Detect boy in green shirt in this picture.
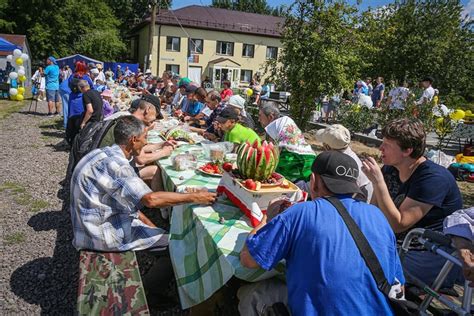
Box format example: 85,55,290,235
216,107,261,146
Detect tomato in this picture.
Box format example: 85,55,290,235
244,179,256,190
222,162,233,172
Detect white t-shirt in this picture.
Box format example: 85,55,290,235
388,87,409,109
342,147,373,202
417,86,435,104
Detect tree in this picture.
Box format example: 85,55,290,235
360,0,474,103
0,0,15,32
211,0,283,16
0,0,126,62
265,0,365,129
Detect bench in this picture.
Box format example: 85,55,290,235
76,250,150,315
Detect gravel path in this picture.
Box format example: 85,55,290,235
0,102,76,315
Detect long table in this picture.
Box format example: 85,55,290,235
155,143,283,309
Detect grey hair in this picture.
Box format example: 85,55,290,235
207,90,221,102
114,116,146,145
260,102,280,118
77,79,90,89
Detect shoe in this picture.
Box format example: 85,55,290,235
47,112,54,117
53,112,60,116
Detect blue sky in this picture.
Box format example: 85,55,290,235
172,0,473,16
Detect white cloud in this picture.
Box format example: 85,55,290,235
462,0,474,19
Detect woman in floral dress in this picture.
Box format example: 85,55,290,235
259,102,316,182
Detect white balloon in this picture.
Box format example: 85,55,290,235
18,69,25,76
19,66,25,71
9,88,18,96
13,49,22,58
6,55,13,62
9,72,18,80
21,53,29,61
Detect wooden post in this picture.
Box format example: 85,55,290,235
146,0,158,72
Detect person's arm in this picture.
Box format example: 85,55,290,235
135,145,174,165
362,157,432,233
451,236,474,286
80,103,94,129
140,190,216,208
240,215,268,268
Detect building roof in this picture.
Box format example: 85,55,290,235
135,5,284,38
0,34,27,57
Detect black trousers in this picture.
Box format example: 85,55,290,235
66,115,82,145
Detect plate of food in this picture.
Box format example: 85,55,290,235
197,162,223,177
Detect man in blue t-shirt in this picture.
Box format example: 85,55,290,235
44,56,61,116
240,151,404,316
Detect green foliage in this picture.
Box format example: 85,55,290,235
0,0,15,32
1,0,126,61
211,0,284,16
360,0,473,102
266,0,364,130
337,103,375,133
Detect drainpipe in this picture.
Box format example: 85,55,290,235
156,24,161,76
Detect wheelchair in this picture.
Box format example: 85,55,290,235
400,228,473,315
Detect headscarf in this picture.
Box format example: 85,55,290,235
265,116,315,156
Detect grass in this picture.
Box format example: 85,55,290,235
0,181,49,212
458,182,474,208
0,98,26,120
4,232,26,245
39,117,63,130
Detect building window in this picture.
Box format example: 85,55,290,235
189,38,203,54
216,41,234,56
240,69,253,83
166,64,180,74
266,46,278,59
166,36,181,52
242,44,254,58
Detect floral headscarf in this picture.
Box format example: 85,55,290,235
265,116,316,156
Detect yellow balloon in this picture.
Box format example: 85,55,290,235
19,75,27,82
15,58,23,65
246,88,253,97
465,110,472,116
16,94,24,101
450,109,465,121
353,105,361,113
17,87,25,94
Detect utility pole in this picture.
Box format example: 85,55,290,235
146,0,158,72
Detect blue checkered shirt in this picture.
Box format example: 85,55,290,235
70,144,168,251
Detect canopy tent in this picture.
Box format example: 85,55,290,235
103,62,139,77
0,37,20,51
56,54,103,70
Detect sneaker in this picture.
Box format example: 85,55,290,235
53,112,60,116
47,112,54,117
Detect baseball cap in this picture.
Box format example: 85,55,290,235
90,68,99,75
315,124,351,150
216,107,239,123
47,56,57,65
178,77,191,88
311,151,362,196
227,95,245,109
141,94,163,119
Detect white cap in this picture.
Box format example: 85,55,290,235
228,95,245,109
145,69,152,74
315,124,351,150
90,68,99,75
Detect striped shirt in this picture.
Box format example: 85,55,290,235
70,144,168,251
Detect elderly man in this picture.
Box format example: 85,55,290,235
71,115,216,251
240,151,404,315
78,80,103,130
258,102,316,183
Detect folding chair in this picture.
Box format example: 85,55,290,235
400,228,473,315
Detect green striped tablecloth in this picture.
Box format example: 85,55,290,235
156,143,283,309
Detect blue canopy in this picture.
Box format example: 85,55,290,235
0,37,19,52
56,54,103,70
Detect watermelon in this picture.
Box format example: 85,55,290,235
236,141,279,181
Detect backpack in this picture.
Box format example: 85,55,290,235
66,118,119,178
69,76,82,94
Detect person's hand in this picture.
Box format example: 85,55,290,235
459,248,474,286
203,132,218,141
361,157,385,185
160,145,174,158
183,116,192,122
163,140,177,148
145,122,157,132
266,198,293,220
80,123,85,129
192,191,217,205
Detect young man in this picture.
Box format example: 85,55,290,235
78,80,103,130
240,151,404,315
44,56,61,116
216,107,260,146
371,76,385,108
416,77,435,105
362,118,463,286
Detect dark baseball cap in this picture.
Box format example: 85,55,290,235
216,107,239,123
311,151,362,196
141,94,163,119
185,84,198,95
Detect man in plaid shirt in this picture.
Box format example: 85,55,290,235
70,115,216,252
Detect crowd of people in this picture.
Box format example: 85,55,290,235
37,58,472,314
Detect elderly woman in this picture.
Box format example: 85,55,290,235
258,102,316,183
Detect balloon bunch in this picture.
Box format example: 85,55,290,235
6,49,29,101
